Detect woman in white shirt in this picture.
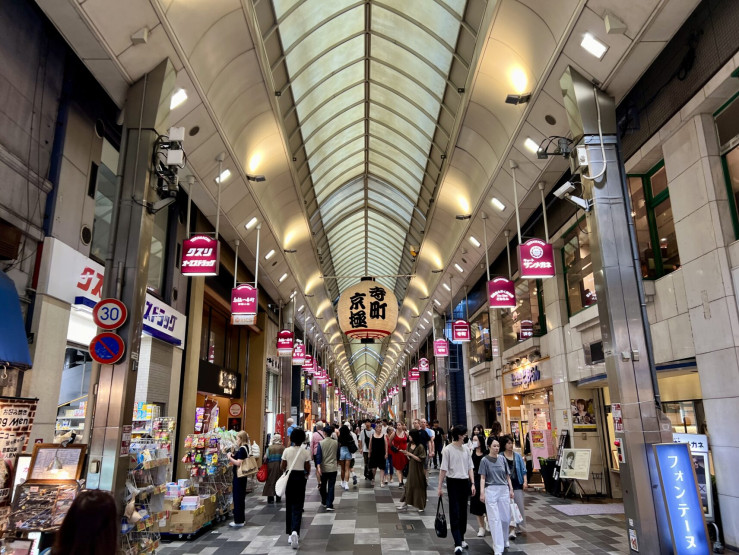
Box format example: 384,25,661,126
281,428,313,550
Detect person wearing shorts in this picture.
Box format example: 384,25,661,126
337,424,356,490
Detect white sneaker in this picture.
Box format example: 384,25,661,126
287,535,292,545
228,522,244,528
476,527,485,537
291,531,299,549
461,541,469,549
509,530,517,540
454,547,463,554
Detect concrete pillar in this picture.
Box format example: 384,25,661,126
23,295,71,444
560,66,671,553
662,114,739,547
87,59,175,495
245,312,269,445
176,276,204,480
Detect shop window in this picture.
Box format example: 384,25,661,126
55,347,92,440
662,400,705,434
501,279,545,351
90,139,119,262
146,207,169,295
469,310,492,366
721,144,739,239
627,163,680,279
562,219,597,316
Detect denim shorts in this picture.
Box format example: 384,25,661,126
339,446,353,460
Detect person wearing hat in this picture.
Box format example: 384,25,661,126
262,433,285,504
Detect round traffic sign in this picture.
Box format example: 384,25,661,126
93,298,128,330
89,332,125,364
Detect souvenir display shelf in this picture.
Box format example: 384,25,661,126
132,403,161,437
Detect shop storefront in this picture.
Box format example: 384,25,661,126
33,237,186,445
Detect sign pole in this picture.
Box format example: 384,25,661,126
538,181,550,243
510,160,522,245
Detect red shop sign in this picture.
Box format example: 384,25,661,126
181,235,219,276
488,277,516,309
434,339,449,357
517,238,555,279
231,283,258,315
418,358,429,372
452,320,471,342
277,329,294,356
292,343,306,365
302,355,314,373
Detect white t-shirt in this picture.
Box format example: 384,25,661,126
359,428,373,453
282,445,311,471
440,443,473,479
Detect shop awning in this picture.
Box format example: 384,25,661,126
0,272,31,369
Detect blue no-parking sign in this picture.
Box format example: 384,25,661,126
89,332,125,365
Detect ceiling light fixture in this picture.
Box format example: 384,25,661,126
434,299,441,306
215,169,231,183
454,263,464,273
170,88,187,109
455,214,471,220
581,33,608,59
264,249,275,260
469,236,481,248
283,249,297,254
423,318,430,324
443,283,451,292
491,197,506,211
278,273,287,283
246,174,266,182
298,305,304,312
245,217,258,230
524,137,540,153
505,93,531,105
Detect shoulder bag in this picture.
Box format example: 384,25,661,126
434,497,448,538
237,447,259,478
275,447,303,498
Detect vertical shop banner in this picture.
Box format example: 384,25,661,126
418,358,429,372
654,443,710,554
433,339,449,357
292,342,306,365
452,320,471,342
181,235,219,276
202,399,219,434
517,238,555,279
0,397,37,530
276,330,294,357
488,277,516,309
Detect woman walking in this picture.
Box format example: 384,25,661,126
437,425,475,554
282,428,312,549
501,434,527,539
226,430,251,527
470,432,488,537
367,424,387,486
397,428,427,511
383,426,396,485
337,424,356,490
390,423,409,487
262,433,285,504
479,437,514,555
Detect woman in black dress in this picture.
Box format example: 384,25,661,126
367,426,387,486
470,432,488,536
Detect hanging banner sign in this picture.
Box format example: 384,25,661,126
519,319,534,340
433,339,449,357
302,355,314,374
488,277,516,309
231,313,256,326
292,342,306,365
231,283,257,315
408,370,419,381
181,235,219,276
277,330,294,357
654,443,710,554
517,238,555,279
418,358,429,372
452,319,471,342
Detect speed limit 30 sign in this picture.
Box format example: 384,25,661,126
93,298,128,330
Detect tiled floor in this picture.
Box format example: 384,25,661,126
158,462,629,554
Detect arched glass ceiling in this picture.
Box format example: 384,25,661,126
268,0,472,385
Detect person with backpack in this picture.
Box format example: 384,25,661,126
337,423,357,490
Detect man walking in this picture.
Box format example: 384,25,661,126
316,425,339,511
358,419,374,480
437,425,475,554
432,420,445,469
420,419,435,476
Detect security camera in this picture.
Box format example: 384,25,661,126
147,197,176,214
553,181,576,199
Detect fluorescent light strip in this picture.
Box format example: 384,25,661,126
245,217,258,230
454,263,464,273
491,197,506,211
524,137,539,153
279,273,287,283
170,89,187,109
581,33,608,59
264,249,275,260
469,236,481,248
215,169,231,183
443,283,451,291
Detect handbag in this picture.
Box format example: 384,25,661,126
434,497,448,538
275,446,303,498
256,463,268,482
510,499,523,525
348,439,358,454
236,447,258,478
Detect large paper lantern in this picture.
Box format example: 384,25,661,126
337,279,398,340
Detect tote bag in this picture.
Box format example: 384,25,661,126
434,497,448,538
256,463,269,482
275,447,303,498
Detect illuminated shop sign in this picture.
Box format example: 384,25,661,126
433,339,449,357
181,235,219,276
231,283,257,315
488,277,516,309
277,329,294,356
517,238,555,279
452,320,471,342
510,365,541,388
